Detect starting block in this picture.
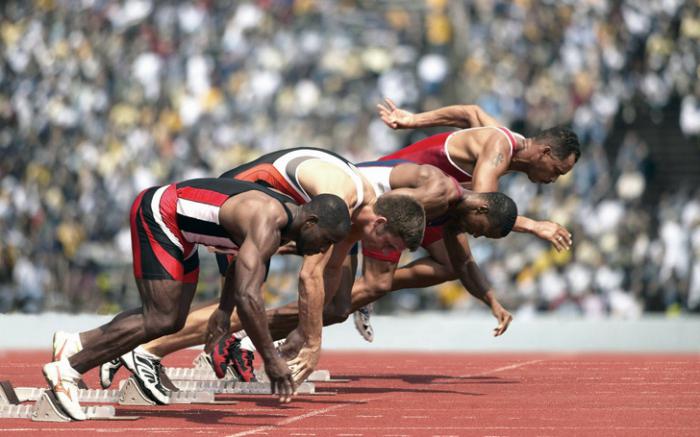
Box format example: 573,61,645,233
173,378,316,394
117,377,232,405
0,381,137,422
184,352,346,383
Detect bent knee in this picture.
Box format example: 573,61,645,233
144,313,186,339
323,307,351,326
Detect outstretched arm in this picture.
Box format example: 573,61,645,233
443,223,512,336
377,97,501,130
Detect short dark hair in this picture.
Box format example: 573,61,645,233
373,194,425,251
534,126,581,162
304,194,351,236
479,192,518,238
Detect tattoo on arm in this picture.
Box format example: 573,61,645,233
492,152,504,168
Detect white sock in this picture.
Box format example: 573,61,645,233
59,359,83,380
134,345,161,360
71,332,83,352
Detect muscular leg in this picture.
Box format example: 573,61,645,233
145,300,220,357
70,279,196,373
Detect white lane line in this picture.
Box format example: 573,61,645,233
227,358,546,436
458,359,544,379
226,402,373,437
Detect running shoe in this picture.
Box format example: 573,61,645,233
42,360,86,421
52,331,82,362
99,358,122,389
353,305,374,342
209,335,257,381
209,335,237,379
120,348,171,405
228,338,257,382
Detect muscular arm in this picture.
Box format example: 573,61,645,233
378,98,501,129
296,249,333,347
389,163,460,220
443,223,512,336
470,138,511,193
412,105,501,129
223,223,281,364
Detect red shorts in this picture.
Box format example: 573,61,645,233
130,185,199,283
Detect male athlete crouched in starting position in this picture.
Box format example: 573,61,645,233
44,178,352,420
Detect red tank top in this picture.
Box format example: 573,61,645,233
379,127,522,183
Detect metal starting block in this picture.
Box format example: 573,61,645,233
173,378,316,394
117,377,235,405
186,351,345,383
0,381,137,422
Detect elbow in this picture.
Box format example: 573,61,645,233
322,301,353,325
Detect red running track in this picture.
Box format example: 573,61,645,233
0,350,699,436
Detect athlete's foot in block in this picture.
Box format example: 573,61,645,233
52,331,82,362
99,358,123,389
228,339,257,382
120,349,171,404
42,360,86,421
158,365,180,392
209,335,237,379
353,305,374,342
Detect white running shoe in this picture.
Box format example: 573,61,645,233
353,305,374,342
120,347,171,405
42,360,86,421
99,358,123,389
52,331,83,362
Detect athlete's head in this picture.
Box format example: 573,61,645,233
362,194,426,255
453,192,517,238
296,194,352,255
526,126,580,184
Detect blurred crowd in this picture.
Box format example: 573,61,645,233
1,0,699,317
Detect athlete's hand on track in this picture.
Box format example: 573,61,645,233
265,356,295,403
532,220,572,252
204,308,230,354
286,342,321,386
490,302,513,337
377,97,416,129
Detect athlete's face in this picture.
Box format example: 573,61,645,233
296,222,343,256
452,198,502,238
527,146,577,184
456,210,499,238
362,221,406,255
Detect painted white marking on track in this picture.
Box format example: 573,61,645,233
227,359,547,437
